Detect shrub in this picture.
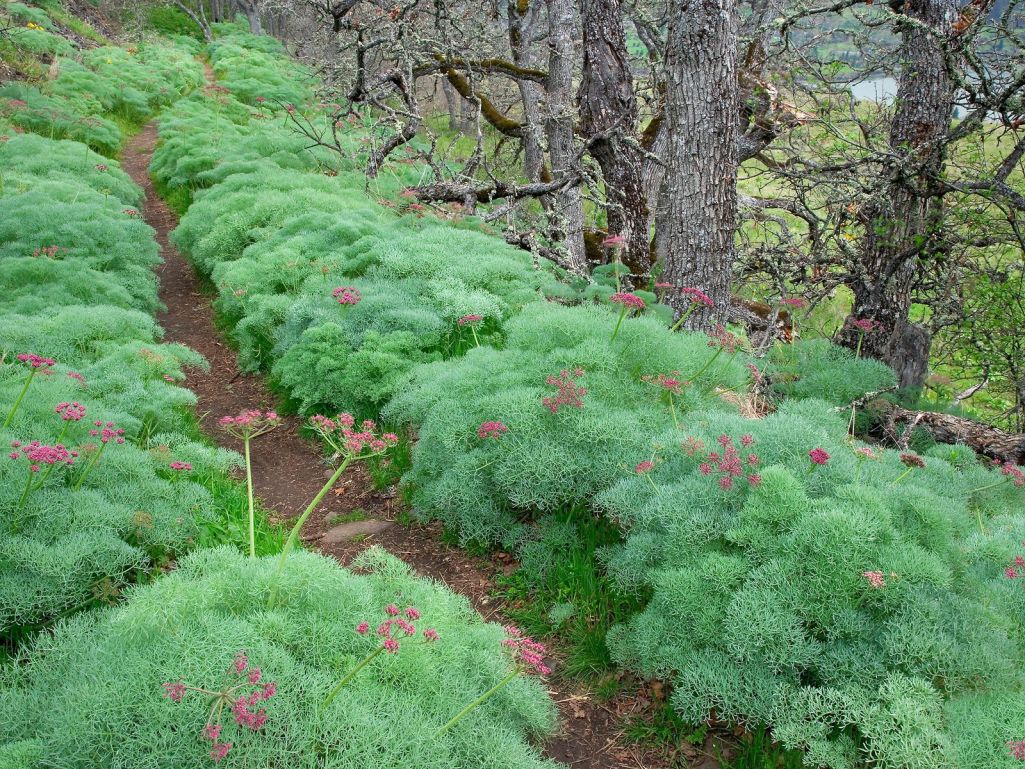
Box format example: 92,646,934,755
0,547,560,768
597,399,1025,769
383,301,750,546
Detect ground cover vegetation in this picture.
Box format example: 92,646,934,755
131,20,1025,769
0,8,566,768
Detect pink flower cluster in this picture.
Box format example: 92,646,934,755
122,208,140,217
602,234,626,246
779,297,806,308
1004,550,1025,580
808,447,830,465
707,324,743,353
543,368,587,414
1008,740,1025,760
746,363,764,386
163,652,276,764
477,420,508,440
332,286,361,305
501,626,550,676
32,245,63,258
170,461,193,471
219,409,281,440
695,434,761,490
89,420,125,444
635,460,655,474
863,570,886,589
850,318,882,333
309,413,399,455
67,371,86,386
457,314,483,326
681,287,714,308
642,371,686,395
16,353,55,370
899,452,926,469
1001,462,1025,487
610,292,646,310
55,401,86,421
9,440,77,471
95,164,107,172
356,604,438,652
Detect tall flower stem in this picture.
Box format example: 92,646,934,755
470,326,480,347
855,330,865,359
73,443,106,491
669,304,698,333
668,392,679,430
891,467,913,484
267,457,352,609
968,478,1011,494
610,306,628,343
244,437,256,558
688,347,724,383
435,670,519,737
321,646,384,710
15,470,33,511
3,369,36,428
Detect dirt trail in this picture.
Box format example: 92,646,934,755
121,120,681,769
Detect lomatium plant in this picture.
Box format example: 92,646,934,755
219,409,282,558
668,286,714,332
73,420,125,490
609,291,645,342
266,413,398,609
435,625,550,736
321,603,438,710
3,353,55,428
8,440,77,519
163,652,277,764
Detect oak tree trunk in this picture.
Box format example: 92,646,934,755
509,0,545,181
578,0,651,279
837,0,956,388
657,0,740,328
544,0,588,272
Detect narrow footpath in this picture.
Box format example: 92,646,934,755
121,118,686,769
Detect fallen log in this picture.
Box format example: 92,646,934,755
866,398,1025,465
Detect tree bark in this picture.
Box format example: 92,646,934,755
657,0,740,328
837,0,957,388
235,0,263,34
578,0,651,279
544,0,588,272
508,0,545,182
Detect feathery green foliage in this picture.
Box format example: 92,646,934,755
0,547,559,768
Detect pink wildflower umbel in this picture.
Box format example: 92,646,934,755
73,420,125,491
332,285,361,305
669,286,715,332
323,605,438,709
849,317,883,358
1008,740,1025,760
609,292,646,341
477,420,508,440
3,353,56,429
543,368,587,414
456,314,484,347
267,416,399,609
9,440,78,513
162,651,276,764
893,452,925,484
808,447,830,466
692,434,761,491
687,325,745,384
642,372,687,428
436,625,550,736
862,570,886,589
219,410,282,558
